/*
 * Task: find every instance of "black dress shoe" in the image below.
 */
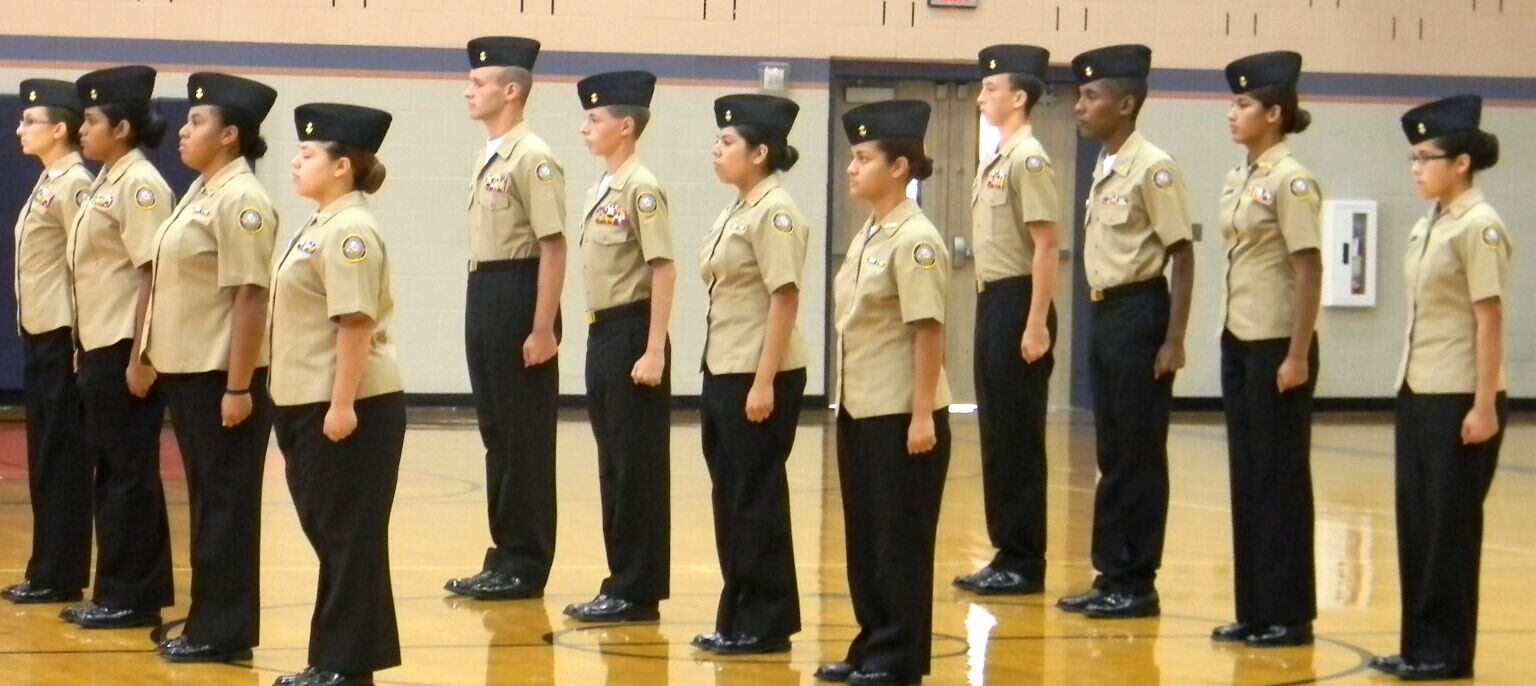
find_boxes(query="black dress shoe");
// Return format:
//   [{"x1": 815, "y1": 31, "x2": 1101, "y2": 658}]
[
  {"x1": 848, "y1": 669, "x2": 915, "y2": 685},
  {"x1": 158, "y1": 635, "x2": 253, "y2": 663},
  {"x1": 1083, "y1": 591, "x2": 1160, "y2": 619},
  {"x1": 443, "y1": 570, "x2": 494, "y2": 595},
  {"x1": 2, "y1": 581, "x2": 83, "y2": 605},
  {"x1": 691, "y1": 632, "x2": 726, "y2": 651},
  {"x1": 814, "y1": 662, "x2": 856, "y2": 683},
  {"x1": 1396, "y1": 660, "x2": 1472, "y2": 681},
  {"x1": 562, "y1": 595, "x2": 659, "y2": 622},
  {"x1": 450, "y1": 571, "x2": 542, "y2": 601},
  {"x1": 952, "y1": 567, "x2": 1043, "y2": 596},
  {"x1": 1055, "y1": 588, "x2": 1107, "y2": 613},
  {"x1": 714, "y1": 634, "x2": 791, "y2": 655},
  {"x1": 60, "y1": 603, "x2": 161, "y2": 629},
  {"x1": 273, "y1": 667, "x2": 374, "y2": 686},
  {"x1": 1369, "y1": 655, "x2": 1406, "y2": 675},
  {"x1": 1245, "y1": 623, "x2": 1313, "y2": 647},
  {"x1": 1211, "y1": 622, "x2": 1260, "y2": 642}
]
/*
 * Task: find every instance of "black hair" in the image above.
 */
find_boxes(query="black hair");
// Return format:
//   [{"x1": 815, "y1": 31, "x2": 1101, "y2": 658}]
[
  {"x1": 1434, "y1": 129, "x2": 1501, "y2": 174},
  {"x1": 1006, "y1": 73, "x2": 1046, "y2": 115},
  {"x1": 605, "y1": 104, "x2": 651, "y2": 138},
  {"x1": 1247, "y1": 84, "x2": 1312, "y2": 135},
  {"x1": 96, "y1": 100, "x2": 167, "y2": 149},
  {"x1": 874, "y1": 136, "x2": 933, "y2": 181},
  {"x1": 1101, "y1": 77, "x2": 1148, "y2": 117},
  {"x1": 42, "y1": 106, "x2": 83, "y2": 147},
  {"x1": 730, "y1": 123, "x2": 799, "y2": 173},
  {"x1": 208, "y1": 105, "x2": 269, "y2": 161},
  {"x1": 322, "y1": 142, "x2": 388, "y2": 194}
]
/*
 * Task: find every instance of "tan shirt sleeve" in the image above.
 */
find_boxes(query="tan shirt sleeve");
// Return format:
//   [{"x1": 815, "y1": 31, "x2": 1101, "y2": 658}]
[
  {"x1": 1011, "y1": 153, "x2": 1059, "y2": 226},
  {"x1": 322, "y1": 226, "x2": 386, "y2": 321},
  {"x1": 523, "y1": 156, "x2": 567, "y2": 240},
  {"x1": 1464, "y1": 221, "x2": 1511, "y2": 303},
  {"x1": 631, "y1": 184, "x2": 673, "y2": 262},
  {"x1": 895, "y1": 235, "x2": 949, "y2": 324},
  {"x1": 216, "y1": 189, "x2": 278, "y2": 288},
  {"x1": 1142, "y1": 162, "x2": 1193, "y2": 248},
  {"x1": 1275, "y1": 173, "x2": 1323, "y2": 253},
  {"x1": 52, "y1": 174, "x2": 90, "y2": 228},
  {"x1": 122, "y1": 174, "x2": 172, "y2": 268},
  {"x1": 750, "y1": 204, "x2": 807, "y2": 293}
]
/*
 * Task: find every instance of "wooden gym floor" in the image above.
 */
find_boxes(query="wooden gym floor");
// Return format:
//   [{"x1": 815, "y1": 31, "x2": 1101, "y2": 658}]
[{"x1": 0, "y1": 408, "x2": 1531, "y2": 685}]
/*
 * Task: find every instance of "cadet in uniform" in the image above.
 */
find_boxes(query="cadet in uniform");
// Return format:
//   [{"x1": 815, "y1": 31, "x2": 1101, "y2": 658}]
[
  {"x1": 271, "y1": 103, "x2": 404, "y2": 686},
  {"x1": 59, "y1": 65, "x2": 175, "y2": 630},
  {"x1": 815, "y1": 100, "x2": 952, "y2": 686},
  {"x1": 143, "y1": 72, "x2": 279, "y2": 663},
  {"x1": 953, "y1": 44, "x2": 1062, "y2": 597},
  {"x1": 1212, "y1": 51, "x2": 1323, "y2": 649},
  {"x1": 2, "y1": 79, "x2": 93, "y2": 606},
  {"x1": 1055, "y1": 45, "x2": 1193, "y2": 620},
  {"x1": 445, "y1": 36, "x2": 568, "y2": 602},
  {"x1": 691, "y1": 93, "x2": 807, "y2": 656},
  {"x1": 1370, "y1": 95, "x2": 1508, "y2": 682},
  {"x1": 566, "y1": 70, "x2": 675, "y2": 623}
]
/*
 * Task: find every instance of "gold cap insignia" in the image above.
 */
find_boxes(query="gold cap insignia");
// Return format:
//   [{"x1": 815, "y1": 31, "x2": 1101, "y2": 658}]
[
  {"x1": 195, "y1": 87, "x2": 204, "y2": 100},
  {"x1": 1084, "y1": 65, "x2": 1094, "y2": 78},
  {"x1": 305, "y1": 122, "x2": 314, "y2": 135},
  {"x1": 857, "y1": 124, "x2": 867, "y2": 138},
  {"x1": 479, "y1": 50, "x2": 488, "y2": 63},
  {"x1": 27, "y1": 90, "x2": 36, "y2": 102},
  {"x1": 988, "y1": 59, "x2": 997, "y2": 69},
  {"x1": 1417, "y1": 122, "x2": 1427, "y2": 135},
  {"x1": 89, "y1": 88, "x2": 98, "y2": 101},
  {"x1": 724, "y1": 110, "x2": 732, "y2": 122},
  {"x1": 1238, "y1": 75, "x2": 1248, "y2": 88},
  {"x1": 589, "y1": 92, "x2": 599, "y2": 104}
]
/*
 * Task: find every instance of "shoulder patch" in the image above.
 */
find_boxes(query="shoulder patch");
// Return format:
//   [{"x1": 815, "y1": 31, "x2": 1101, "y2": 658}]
[
  {"x1": 912, "y1": 241, "x2": 938, "y2": 269},
  {"x1": 1024, "y1": 155, "x2": 1047, "y2": 174},
  {"x1": 1289, "y1": 176, "x2": 1314, "y2": 198},
  {"x1": 771, "y1": 210, "x2": 795, "y2": 233},
  {"x1": 1152, "y1": 168, "x2": 1175, "y2": 190},
  {"x1": 134, "y1": 185, "x2": 158, "y2": 209},
  {"x1": 341, "y1": 234, "x2": 369, "y2": 263},
  {"x1": 1481, "y1": 224, "x2": 1505, "y2": 249},
  {"x1": 238, "y1": 208, "x2": 266, "y2": 234},
  {"x1": 535, "y1": 161, "x2": 556, "y2": 184},
  {"x1": 636, "y1": 192, "x2": 659, "y2": 216}
]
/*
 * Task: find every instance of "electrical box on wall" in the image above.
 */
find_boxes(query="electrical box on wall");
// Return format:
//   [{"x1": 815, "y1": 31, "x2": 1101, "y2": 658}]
[{"x1": 1321, "y1": 199, "x2": 1378, "y2": 307}]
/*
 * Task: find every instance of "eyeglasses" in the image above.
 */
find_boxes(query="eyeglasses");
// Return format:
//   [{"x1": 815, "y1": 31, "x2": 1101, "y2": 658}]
[
  {"x1": 1409, "y1": 154, "x2": 1454, "y2": 167},
  {"x1": 18, "y1": 116, "x2": 51, "y2": 127}
]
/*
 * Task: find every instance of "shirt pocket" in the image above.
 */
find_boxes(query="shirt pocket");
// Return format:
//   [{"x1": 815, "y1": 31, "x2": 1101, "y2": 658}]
[
  {"x1": 987, "y1": 188, "x2": 1010, "y2": 207},
  {"x1": 1097, "y1": 203, "x2": 1132, "y2": 228},
  {"x1": 586, "y1": 222, "x2": 635, "y2": 246}
]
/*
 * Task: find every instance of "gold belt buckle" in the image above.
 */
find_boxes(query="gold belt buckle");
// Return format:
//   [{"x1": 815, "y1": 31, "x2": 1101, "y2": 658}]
[
  {"x1": 585, "y1": 311, "x2": 597, "y2": 325},
  {"x1": 467, "y1": 258, "x2": 478, "y2": 272},
  {"x1": 1090, "y1": 288, "x2": 1105, "y2": 303}
]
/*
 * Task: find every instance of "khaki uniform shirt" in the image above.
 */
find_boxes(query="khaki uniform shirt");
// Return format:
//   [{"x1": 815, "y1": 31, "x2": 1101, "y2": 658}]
[
  {"x1": 469, "y1": 123, "x2": 566, "y2": 267},
  {"x1": 579, "y1": 156, "x2": 673, "y2": 312},
  {"x1": 971, "y1": 125, "x2": 1059, "y2": 288},
  {"x1": 68, "y1": 148, "x2": 173, "y2": 351},
  {"x1": 143, "y1": 157, "x2": 277, "y2": 373},
  {"x1": 267, "y1": 191, "x2": 402, "y2": 406},
  {"x1": 1082, "y1": 131, "x2": 1193, "y2": 291},
  {"x1": 1218, "y1": 143, "x2": 1322, "y2": 341},
  {"x1": 834, "y1": 199, "x2": 953, "y2": 419},
  {"x1": 1396, "y1": 188, "x2": 1511, "y2": 394},
  {"x1": 14, "y1": 152, "x2": 91, "y2": 335},
  {"x1": 699, "y1": 175, "x2": 809, "y2": 375}
]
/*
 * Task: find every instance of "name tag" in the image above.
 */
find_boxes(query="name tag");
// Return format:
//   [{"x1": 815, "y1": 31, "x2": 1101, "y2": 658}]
[
  {"x1": 729, "y1": 222, "x2": 747, "y2": 234},
  {"x1": 297, "y1": 239, "x2": 319, "y2": 255},
  {"x1": 192, "y1": 206, "x2": 212, "y2": 216}
]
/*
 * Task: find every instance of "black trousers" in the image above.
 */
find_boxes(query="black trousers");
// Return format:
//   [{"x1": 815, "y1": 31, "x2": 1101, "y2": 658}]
[
  {"x1": 160, "y1": 369, "x2": 273, "y2": 649},
  {"x1": 465, "y1": 263, "x2": 560, "y2": 586},
  {"x1": 20, "y1": 327, "x2": 91, "y2": 590},
  {"x1": 973, "y1": 277, "x2": 1056, "y2": 578},
  {"x1": 837, "y1": 410, "x2": 951, "y2": 679},
  {"x1": 1220, "y1": 331, "x2": 1319, "y2": 625},
  {"x1": 275, "y1": 393, "x2": 405, "y2": 674},
  {"x1": 1394, "y1": 387, "x2": 1505, "y2": 668},
  {"x1": 700, "y1": 368, "x2": 805, "y2": 638},
  {"x1": 77, "y1": 339, "x2": 173, "y2": 610},
  {"x1": 584, "y1": 307, "x2": 670, "y2": 603},
  {"x1": 1086, "y1": 288, "x2": 1172, "y2": 594}
]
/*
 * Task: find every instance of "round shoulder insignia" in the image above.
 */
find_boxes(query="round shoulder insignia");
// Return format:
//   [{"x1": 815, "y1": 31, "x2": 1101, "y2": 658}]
[
  {"x1": 1481, "y1": 225, "x2": 1504, "y2": 248},
  {"x1": 771, "y1": 210, "x2": 795, "y2": 233},
  {"x1": 1024, "y1": 155, "x2": 1047, "y2": 174},
  {"x1": 535, "y1": 161, "x2": 556, "y2": 183},
  {"x1": 1152, "y1": 168, "x2": 1175, "y2": 190},
  {"x1": 75, "y1": 189, "x2": 91, "y2": 206},
  {"x1": 1289, "y1": 176, "x2": 1313, "y2": 197},
  {"x1": 134, "y1": 185, "x2": 158, "y2": 209},
  {"x1": 341, "y1": 234, "x2": 368, "y2": 263},
  {"x1": 912, "y1": 241, "x2": 938, "y2": 269},
  {"x1": 239, "y1": 208, "x2": 266, "y2": 234},
  {"x1": 636, "y1": 192, "x2": 659, "y2": 216}
]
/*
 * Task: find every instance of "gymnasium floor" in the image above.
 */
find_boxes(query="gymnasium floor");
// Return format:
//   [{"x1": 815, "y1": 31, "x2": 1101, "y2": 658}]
[{"x1": 0, "y1": 408, "x2": 1531, "y2": 685}]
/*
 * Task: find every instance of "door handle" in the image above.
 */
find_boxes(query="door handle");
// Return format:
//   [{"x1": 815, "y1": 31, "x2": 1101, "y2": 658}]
[{"x1": 953, "y1": 236, "x2": 973, "y2": 268}]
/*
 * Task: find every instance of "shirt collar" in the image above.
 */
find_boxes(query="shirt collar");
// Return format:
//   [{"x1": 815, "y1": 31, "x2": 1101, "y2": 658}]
[
  {"x1": 104, "y1": 148, "x2": 147, "y2": 185},
  {"x1": 201, "y1": 157, "x2": 252, "y2": 194},
  {"x1": 45, "y1": 151, "x2": 85, "y2": 178},
  {"x1": 868, "y1": 198, "x2": 922, "y2": 237},
  {"x1": 314, "y1": 191, "x2": 369, "y2": 226},
  {"x1": 1250, "y1": 142, "x2": 1292, "y2": 172},
  {"x1": 1105, "y1": 130, "x2": 1148, "y2": 178},
  {"x1": 607, "y1": 155, "x2": 642, "y2": 191},
  {"x1": 1438, "y1": 187, "x2": 1486, "y2": 221},
  {"x1": 741, "y1": 174, "x2": 782, "y2": 208},
  {"x1": 998, "y1": 125, "x2": 1035, "y2": 158},
  {"x1": 492, "y1": 122, "x2": 531, "y2": 160}
]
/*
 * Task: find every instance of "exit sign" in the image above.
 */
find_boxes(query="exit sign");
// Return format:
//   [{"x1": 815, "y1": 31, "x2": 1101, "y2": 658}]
[{"x1": 929, "y1": 0, "x2": 980, "y2": 7}]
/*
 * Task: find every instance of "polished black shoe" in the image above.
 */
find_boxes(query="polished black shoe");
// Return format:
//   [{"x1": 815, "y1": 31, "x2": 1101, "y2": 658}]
[
  {"x1": 1211, "y1": 622, "x2": 1260, "y2": 642},
  {"x1": 691, "y1": 632, "x2": 726, "y2": 651},
  {"x1": 1246, "y1": 623, "x2": 1313, "y2": 647},
  {"x1": 2, "y1": 581, "x2": 83, "y2": 605},
  {"x1": 273, "y1": 667, "x2": 374, "y2": 686},
  {"x1": 813, "y1": 662, "x2": 856, "y2": 683},
  {"x1": 1083, "y1": 591, "x2": 1160, "y2": 619},
  {"x1": 443, "y1": 570, "x2": 494, "y2": 595},
  {"x1": 952, "y1": 567, "x2": 1043, "y2": 596},
  {"x1": 60, "y1": 603, "x2": 161, "y2": 629},
  {"x1": 562, "y1": 594, "x2": 659, "y2": 623},
  {"x1": 713, "y1": 634, "x2": 791, "y2": 655},
  {"x1": 848, "y1": 669, "x2": 915, "y2": 685},
  {"x1": 448, "y1": 570, "x2": 542, "y2": 601},
  {"x1": 1396, "y1": 661, "x2": 1472, "y2": 681},
  {"x1": 1055, "y1": 588, "x2": 1107, "y2": 613},
  {"x1": 1369, "y1": 655, "x2": 1407, "y2": 675},
  {"x1": 157, "y1": 635, "x2": 253, "y2": 663}
]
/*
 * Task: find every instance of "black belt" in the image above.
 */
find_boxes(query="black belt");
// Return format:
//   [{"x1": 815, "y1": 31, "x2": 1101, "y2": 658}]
[
  {"x1": 978, "y1": 275, "x2": 1030, "y2": 295},
  {"x1": 587, "y1": 300, "x2": 650, "y2": 327},
  {"x1": 1089, "y1": 276, "x2": 1167, "y2": 304},
  {"x1": 468, "y1": 258, "x2": 538, "y2": 273}
]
